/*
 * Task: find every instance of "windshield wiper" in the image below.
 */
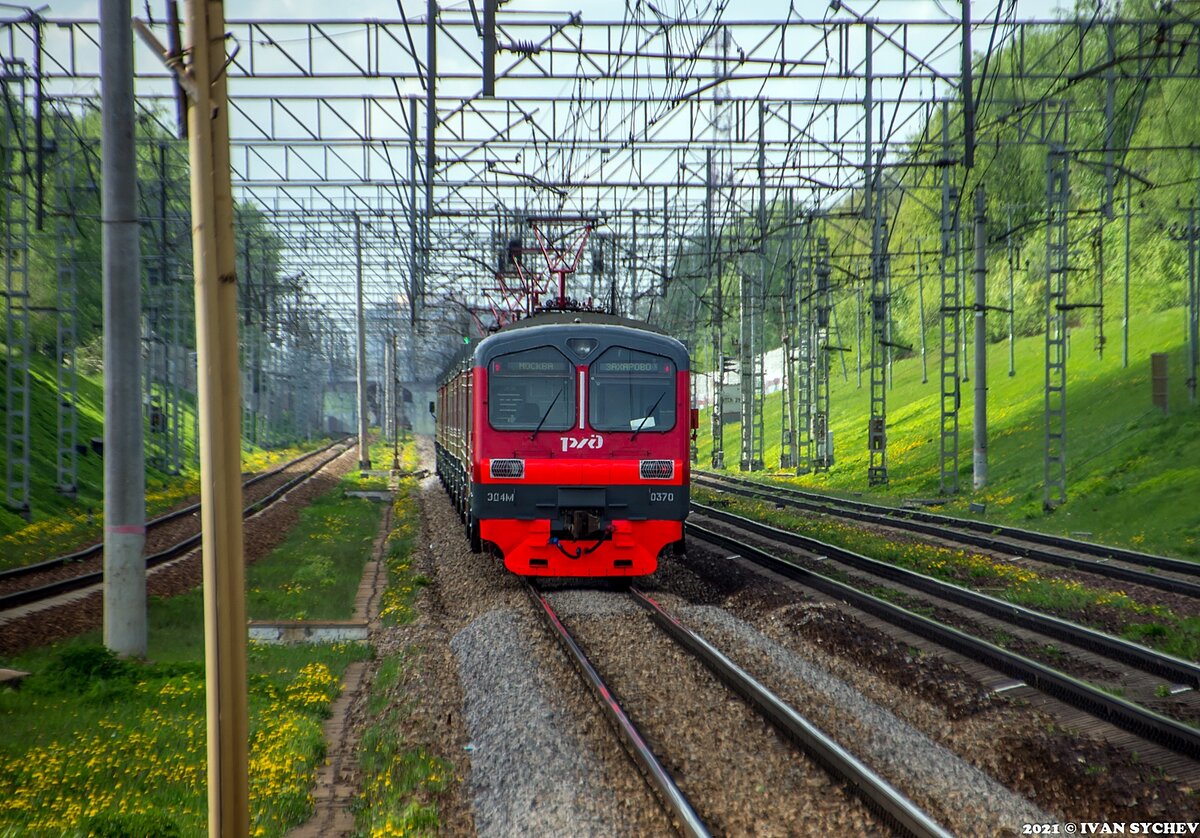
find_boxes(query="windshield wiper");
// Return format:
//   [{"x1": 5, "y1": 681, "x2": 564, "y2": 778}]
[
  {"x1": 529, "y1": 389, "x2": 562, "y2": 441},
  {"x1": 631, "y1": 390, "x2": 667, "y2": 441}
]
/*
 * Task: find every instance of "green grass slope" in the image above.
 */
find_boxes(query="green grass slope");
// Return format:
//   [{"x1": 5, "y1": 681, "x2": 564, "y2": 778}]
[
  {"x1": 0, "y1": 352, "x2": 113, "y2": 535},
  {"x1": 0, "y1": 349, "x2": 326, "y2": 564},
  {"x1": 698, "y1": 307, "x2": 1200, "y2": 559}
]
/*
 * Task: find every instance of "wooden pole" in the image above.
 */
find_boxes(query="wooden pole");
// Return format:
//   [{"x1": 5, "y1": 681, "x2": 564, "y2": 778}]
[{"x1": 185, "y1": 1, "x2": 248, "y2": 834}]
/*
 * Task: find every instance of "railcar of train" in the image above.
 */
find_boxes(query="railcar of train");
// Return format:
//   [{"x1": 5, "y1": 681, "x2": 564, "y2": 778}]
[{"x1": 435, "y1": 312, "x2": 694, "y2": 577}]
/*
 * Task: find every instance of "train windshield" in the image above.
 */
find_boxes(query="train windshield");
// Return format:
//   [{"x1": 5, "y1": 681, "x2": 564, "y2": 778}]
[
  {"x1": 488, "y1": 346, "x2": 576, "y2": 432},
  {"x1": 588, "y1": 346, "x2": 676, "y2": 433}
]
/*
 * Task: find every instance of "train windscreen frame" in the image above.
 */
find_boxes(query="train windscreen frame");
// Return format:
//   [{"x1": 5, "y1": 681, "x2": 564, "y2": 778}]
[
  {"x1": 588, "y1": 345, "x2": 676, "y2": 433},
  {"x1": 488, "y1": 346, "x2": 576, "y2": 432}
]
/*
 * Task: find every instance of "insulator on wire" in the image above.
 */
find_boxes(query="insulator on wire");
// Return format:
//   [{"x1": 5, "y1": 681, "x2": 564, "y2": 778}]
[{"x1": 508, "y1": 40, "x2": 540, "y2": 56}]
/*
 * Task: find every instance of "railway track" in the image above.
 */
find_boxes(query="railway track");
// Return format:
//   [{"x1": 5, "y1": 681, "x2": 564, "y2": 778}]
[
  {"x1": 0, "y1": 438, "x2": 353, "y2": 614},
  {"x1": 693, "y1": 471, "x2": 1200, "y2": 599},
  {"x1": 526, "y1": 580, "x2": 953, "y2": 838},
  {"x1": 682, "y1": 510, "x2": 1200, "y2": 769}
]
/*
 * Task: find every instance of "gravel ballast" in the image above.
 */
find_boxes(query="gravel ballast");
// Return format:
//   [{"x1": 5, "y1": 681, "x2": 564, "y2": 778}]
[
  {"x1": 417, "y1": 462, "x2": 670, "y2": 837},
  {"x1": 452, "y1": 607, "x2": 664, "y2": 836},
  {"x1": 679, "y1": 603, "x2": 1052, "y2": 834},
  {"x1": 547, "y1": 589, "x2": 891, "y2": 837},
  {"x1": 389, "y1": 442, "x2": 1198, "y2": 834},
  {"x1": 649, "y1": 539, "x2": 1200, "y2": 825}
]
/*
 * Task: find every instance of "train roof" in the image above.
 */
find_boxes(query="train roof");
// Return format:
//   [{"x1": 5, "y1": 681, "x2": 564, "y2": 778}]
[
  {"x1": 436, "y1": 312, "x2": 688, "y2": 385},
  {"x1": 476, "y1": 313, "x2": 686, "y2": 366},
  {"x1": 493, "y1": 311, "x2": 669, "y2": 335}
]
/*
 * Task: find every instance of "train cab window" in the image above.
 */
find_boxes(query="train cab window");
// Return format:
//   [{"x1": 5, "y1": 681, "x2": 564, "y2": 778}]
[
  {"x1": 488, "y1": 346, "x2": 576, "y2": 431},
  {"x1": 588, "y1": 346, "x2": 676, "y2": 433}
]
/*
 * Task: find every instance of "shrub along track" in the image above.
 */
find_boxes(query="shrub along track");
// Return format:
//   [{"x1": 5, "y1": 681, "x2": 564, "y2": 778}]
[{"x1": 0, "y1": 443, "x2": 362, "y2": 655}]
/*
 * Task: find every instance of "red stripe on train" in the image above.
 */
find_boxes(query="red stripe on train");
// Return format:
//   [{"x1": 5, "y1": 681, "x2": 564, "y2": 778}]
[{"x1": 480, "y1": 458, "x2": 683, "y2": 485}]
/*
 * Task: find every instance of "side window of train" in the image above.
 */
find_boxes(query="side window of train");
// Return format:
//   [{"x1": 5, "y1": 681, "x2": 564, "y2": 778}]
[
  {"x1": 488, "y1": 346, "x2": 576, "y2": 431},
  {"x1": 588, "y1": 346, "x2": 676, "y2": 432}
]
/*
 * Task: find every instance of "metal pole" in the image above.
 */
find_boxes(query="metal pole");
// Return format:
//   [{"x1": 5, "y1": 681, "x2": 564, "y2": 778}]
[
  {"x1": 708, "y1": 148, "x2": 723, "y2": 469},
  {"x1": 855, "y1": 284, "x2": 863, "y2": 388},
  {"x1": 355, "y1": 214, "x2": 371, "y2": 469},
  {"x1": 863, "y1": 25, "x2": 873, "y2": 221},
  {"x1": 961, "y1": 0, "x2": 974, "y2": 169},
  {"x1": 917, "y1": 240, "x2": 927, "y2": 384},
  {"x1": 424, "y1": 0, "x2": 436, "y2": 319},
  {"x1": 1123, "y1": 176, "x2": 1131, "y2": 368},
  {"x1": 960, "y1": 220, "x2": 969, "y2": 382},
  {"x1": 100, "y1": 0, "x2": 146, "y2": 658},
  {"x1": 1007, "y1": 210, "x2": 1016, "y2": 377},
  {"x1": 185, "y1": 0, "x2": 249, "y2": 833},
  {"x1": 1095, "y1": 225, "x2": 1105, "y2": 360},
  {"x1": 482, "y1": 0, "x2": 496, "y2": 96},
  {"x1": 408, "y1": 97, "x2": 419, "y2": 326},
  {"x1": 391, "y1": 333, "x2": 401, "y2": 469},
  {"x1": 32, "y1": 14, "x2": 44, "y2": 230},
  {"x1": 631, "y1": 211, "x2": 639, "y2": 313},
  {"x1": 381, "y1": 330, "x2": 392, "y2": 444},
  {"x1": 1185, "y1": 204, "x2": 1195, "y2": 403},
  {"x1": 973, "y1": 186, "x2": 988, "y2": 490}
]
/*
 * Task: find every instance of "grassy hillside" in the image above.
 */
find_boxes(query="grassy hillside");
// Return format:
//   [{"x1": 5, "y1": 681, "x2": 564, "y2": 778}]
[
  {"x1": 0, "y1": 352, "x2": 127, "y2": 535},
  {"x1": 0, "y1": 350, "x2": 329, "y2": 566},
  {"x1": 698, "y1": 307, "x2": 1200, "y2": 559}
]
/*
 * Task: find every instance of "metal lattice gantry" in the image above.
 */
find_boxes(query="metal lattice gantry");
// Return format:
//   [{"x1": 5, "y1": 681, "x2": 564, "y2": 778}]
[
  {"x1": 0, "y1": 1, "x2": 1198, "y2": 491},
  {"x1": 3, "y1": 54, "x2": 31, "y2": 515}
]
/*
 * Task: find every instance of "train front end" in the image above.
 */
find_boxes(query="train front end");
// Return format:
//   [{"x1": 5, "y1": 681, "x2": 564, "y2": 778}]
[{"x1": 471, "y1": 317, "x2": 692, "y2": 577}]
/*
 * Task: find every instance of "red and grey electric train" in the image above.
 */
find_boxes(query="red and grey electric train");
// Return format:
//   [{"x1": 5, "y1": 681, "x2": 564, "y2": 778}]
[{"x1": 435, "y1": 312, "x2": 694, "y2": 577}]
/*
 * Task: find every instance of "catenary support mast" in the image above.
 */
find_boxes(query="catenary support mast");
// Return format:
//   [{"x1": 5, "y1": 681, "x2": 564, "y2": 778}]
[{"x1": 100, "y1": 0, "x2": 146, "y2": 658}]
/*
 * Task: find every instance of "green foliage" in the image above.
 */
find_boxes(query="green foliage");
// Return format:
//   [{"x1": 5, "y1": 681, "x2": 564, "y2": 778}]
[
  {"x1": 697, "y1": 486, "x2": 1200, "y2": 661},
  {"x1": 378, "y1": 472, "x2": 425, "y2": 626},
  {"x1": 31, "y1": 645, "x2": 137, "y2": 705},
  {"x1": 0, "y1": 341, "x2": 337, "y2": 559},
  {"x1": 81, "y1": 811, "x2": 184, "y2": 838},
  {"x1": 697, "y1": 307, "x2": 1200, "y2": 560},
  {"x1": 660, "y1": 1, "x2": 1200, "y2": 379},
  {"x1": 357, "y1": 458, "x2": 455, "y2": 837},
  {"x1": 0, "y1": 585, "x2": 368, "y2": 837},
  {"x1": 246, "y1": 490, "x2": 382, "y2": 622}
]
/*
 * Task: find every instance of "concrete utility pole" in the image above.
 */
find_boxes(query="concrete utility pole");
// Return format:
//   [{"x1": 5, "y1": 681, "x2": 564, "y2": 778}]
[
  {"x1": 184, "y1": 0, "x2": 249, "y2": 832},
  {"x1": 973, "y1": 186, "x2": 988, "y2": 490},
  {"x1": 355, "y1": 214, "x2": 371, "y2": 469},
  {"x1": 100, "y1": 0, "x2": 146, "y2": 658}
]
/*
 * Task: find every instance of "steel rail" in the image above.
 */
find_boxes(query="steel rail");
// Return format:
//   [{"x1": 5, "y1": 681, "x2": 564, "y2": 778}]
[
  {"x1": 696, "y1": 470, "x2": 1197, "y2": 573},
  {"x1": 0, "y1": 436, "x2": 349, "y2": 584},
  {"x1": 0, "y1": 443, "x2": 353, "y2": 612},
  {"x1": 693, "y1": 501, "x2": 1200, "y2": 688},
  {"x1": 685, "y1": 522, "x2": 1200, "y2": 762},
  {"x1": 524, "y1": 582, "x2": 711, "y2": 838},
  {"x1": 694, "y1": 473, "x2": 1200, "y2": 597},
  {"x1": 629, "y1": 587, "x2": 954, "y2": 838}
]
